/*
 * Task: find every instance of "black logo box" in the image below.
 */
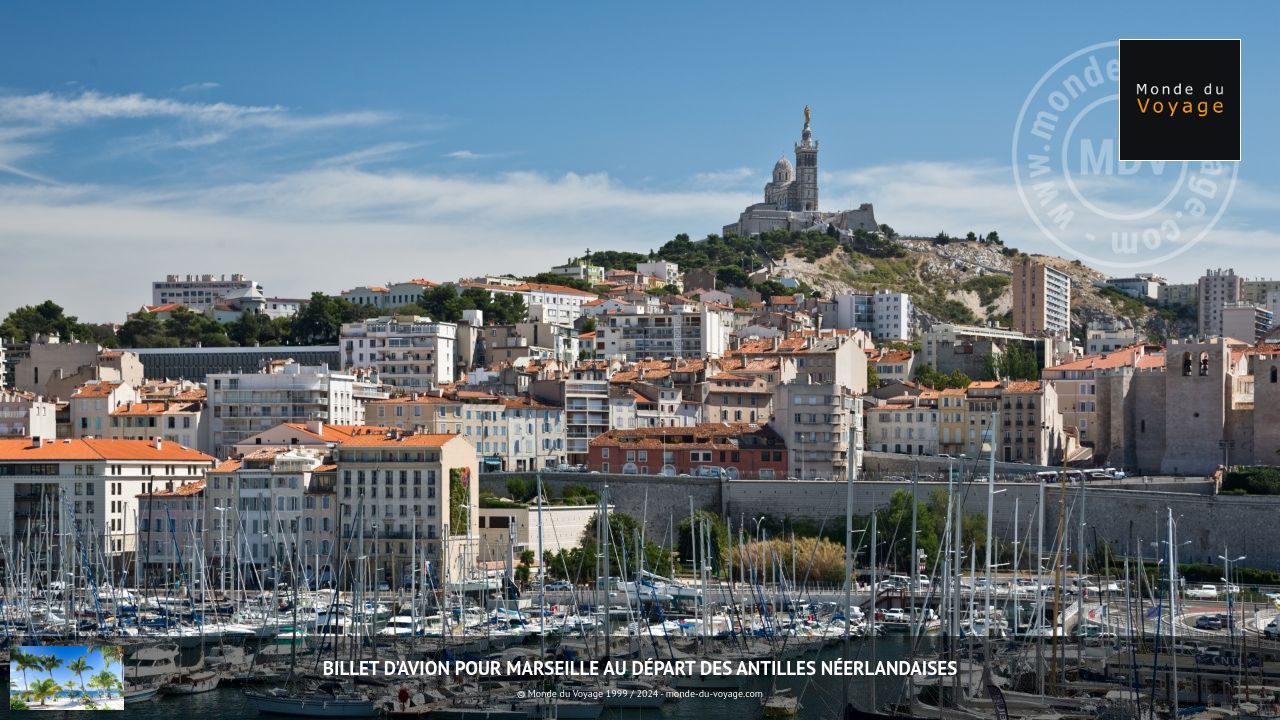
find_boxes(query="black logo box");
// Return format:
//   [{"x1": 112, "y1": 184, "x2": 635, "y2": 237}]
[{"x1": 1119, "y1": 39, "x2": 1240, "y2": 162}]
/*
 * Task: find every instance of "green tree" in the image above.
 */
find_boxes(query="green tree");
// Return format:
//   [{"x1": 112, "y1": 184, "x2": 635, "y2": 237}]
[
  {"x1": 13, "y1": 649, "x2": 40, "y2": 696},
  {"x1": 0, "y1": 300, "x2": 97, "y2": 343},
  {"x1": 448, "y1": 468, "x2": 472, "y2": 534},
  {"x1": 40, "y1": 654, "x2": 63, "y2": 682},
  {"x1": 505, "y1": 476, "x2": 536, "y2": 502},
  {"x1": 117, "y1": 312, "x2": 166, "y2": 347},
  {"x1": 867, "y1": 363, "x2": 880, "y2": 389},
  {"x1": 678, "y1": 510, "x2": 730, "y2": 576},
  {"x1": 419, "y1": 285, "x2": 466, "y2": 323},
  {"x1": 28, "y1": 678, "x2": 61, "y2": 707},
  {"x1": 875, "y1": 490, "x2": 941, "y2": 573},
  {"x1": 981, "y1": 344, "x2": 1040, "y2": 381},
  {"x1": 67, "y1": 656, "x2": 93, "y2": 698},
  {"x1": 290, "y1": 292, "x2": 348, "y2": 344},
  {"x1": 89, "y1": 670, "x2": 119, "y2": 699}
]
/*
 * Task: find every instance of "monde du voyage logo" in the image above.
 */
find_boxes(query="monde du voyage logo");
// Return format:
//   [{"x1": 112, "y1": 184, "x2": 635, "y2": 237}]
[{"x1": 1013, "y1": 40, "x2": 1240, "y2": 269}]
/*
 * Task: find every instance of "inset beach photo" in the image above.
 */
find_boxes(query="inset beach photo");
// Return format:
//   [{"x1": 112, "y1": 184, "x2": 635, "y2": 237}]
[{"x1": 10, "y1": 646, "x2": 124, "y2": 711}]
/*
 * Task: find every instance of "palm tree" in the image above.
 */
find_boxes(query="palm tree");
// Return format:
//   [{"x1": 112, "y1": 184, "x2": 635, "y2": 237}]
[
  {"x1": 41, "y1": 653, "x2": 63, "y2": 682},
  {"x1": 28, "y1": 678, "x2": 61, "y2": 707},
  {"x1": 67, "y1": 656, "x2": 93, "y2": 697},
  {"x1": 100, "y1": 645, "x2": 124, "y2": 669},
  {"x1": 14, "y1": 649, "x2": 41, "y2": 694},
  {"x1": 90, "y1": 670, "x2": 119, "y2": 700}
]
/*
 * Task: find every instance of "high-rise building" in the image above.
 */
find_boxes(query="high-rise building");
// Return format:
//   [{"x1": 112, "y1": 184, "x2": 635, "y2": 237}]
[
  {"x1": 1012, "y1": 257, "x2": 1071, "y2": 336},
  {"x1": 208, "y1": 362, "x2": 363, "y2": 458},
  {"x1": 1197, "y1": 268, "x2": 1244, "y2": 337},
  {"x1": 340, "y1": 315, "x2": 458, "y2": 389}
]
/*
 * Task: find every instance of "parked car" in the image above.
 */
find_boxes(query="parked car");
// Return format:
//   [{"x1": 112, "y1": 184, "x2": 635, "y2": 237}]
[
  {"x1": 1195, "y1": 615, "x2": 1224, "y2": 630},
  {"x1": 881, "y1": 608, "x2": 907, "y2": 622},
  {"x1": 544, "y1": 580, "x2": 573, "y2": 591},
  {"x1": 1264, "y1": 618, "x2": 1279, "y2": 639}
]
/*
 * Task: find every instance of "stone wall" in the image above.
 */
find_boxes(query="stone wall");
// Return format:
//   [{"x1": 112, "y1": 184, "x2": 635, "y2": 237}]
[{"x1": 482, "y1": 471, "x2": 1274, "y2": 569}]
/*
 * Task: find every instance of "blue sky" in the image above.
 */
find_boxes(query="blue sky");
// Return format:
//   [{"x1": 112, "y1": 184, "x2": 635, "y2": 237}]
[
  {"x1": 12, "y1": 646, "x2": 120, "y2": 693},
  {"x1": 0, "y1": 2, "x2": 1277, "y2": 321}
]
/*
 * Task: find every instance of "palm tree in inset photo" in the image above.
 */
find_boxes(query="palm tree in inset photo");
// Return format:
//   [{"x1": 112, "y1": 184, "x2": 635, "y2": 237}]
[
  {"x1": 41, "y1": 653, "x2": 64, "y2": 683},
  {"x1": 14, "y1": 649, "x2": 42, "y2": 694},
  {"x1": 90, "y1": 670, "x2": 120, "y2": 700},
  {"x1": 67, "y1": 655, "x2": 94, "y2": 698},
  {"x1": 100, "y1": 645, "x2": 124, "y2": 670},
  {"x1": 28, "y1": 678, "x2": 62, "y2": 707}
]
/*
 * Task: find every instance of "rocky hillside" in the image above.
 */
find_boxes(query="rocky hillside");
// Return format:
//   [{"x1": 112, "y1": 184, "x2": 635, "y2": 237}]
[{"x1": 770, "y1": 235, "x2": 1194, "y2": 342}]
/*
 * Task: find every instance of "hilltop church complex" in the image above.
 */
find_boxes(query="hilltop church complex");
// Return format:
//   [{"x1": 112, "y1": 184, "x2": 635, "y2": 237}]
[{"x1": 723, "y1": 106, "x2": 880, "y2": 238}]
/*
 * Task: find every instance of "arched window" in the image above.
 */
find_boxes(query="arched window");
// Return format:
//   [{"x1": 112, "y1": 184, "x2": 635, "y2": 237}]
[
  {"x1": 1182, "y1": 352, "x2": 1192, "y2": 376},
  {"x1": 1271, "y1": 366, "x2": 1277, "y2": 384},
  {"x1": 1199, "y1": 351, "x2": 1210, "y2": 376}
]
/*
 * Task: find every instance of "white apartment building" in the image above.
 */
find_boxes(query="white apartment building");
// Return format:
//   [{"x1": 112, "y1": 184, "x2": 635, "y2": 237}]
[
  {"x1": 0, "y1": 389, "x2": 56, "y2": 439},
  {"x1": 340, "y1": 315, "x2": 457, "y2": 389},
  {"x1": 0, "y1": 437, "x2": 215, "y2": 572},
  {"x1": 871, "y1": 290, "x2": 913, "y2": 341},
  {"x1": 366, "y1": 393, "x2": 567, "y2": 472},
  {"x1": 635, "y1": 261, "x2": 681, "y2": 287},
  {"x1": 339, "y1": 279, "x2": 438, "y2": 309},
  {"x1": 208, "y1": 362, "x2": 362, "y2": 458},
  {"x1": 867, "y1": 397, "x2": 940, "y2": 456},
  {"x1": 596, "y1": 303, "x2": 730, "y2": 361},
  {"x1": 530, "y1": 365, "x2": 611, "y2": 464},
  {"x1": 152, "y1": 274, "x2": 259, "y2": 311},
  {"x1": 1086, "y1": 322, "x2": 1138, "y2": 355}
]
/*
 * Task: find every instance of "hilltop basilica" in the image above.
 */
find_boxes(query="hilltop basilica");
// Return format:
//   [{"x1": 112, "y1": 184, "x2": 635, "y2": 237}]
[{"x1": 723, "y1": 106, "x2": 880, "y2": 238}]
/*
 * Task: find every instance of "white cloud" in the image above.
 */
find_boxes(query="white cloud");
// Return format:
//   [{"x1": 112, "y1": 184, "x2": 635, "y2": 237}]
[
  {"x1": 319, "y1": 142, "x2": 424, "y2": 167},
  {"x1": 179, "y1": 82, "x2": 221, "y2": 92},
  {"x1": 0, "y1": 90, "x2": 393, "y2": 133},
  {"x1": 688, "y1": 167, "x2": 758, "y2": 190},
  {"x1": 442, "y1": 149, "x2": 515, "y2": 160}
]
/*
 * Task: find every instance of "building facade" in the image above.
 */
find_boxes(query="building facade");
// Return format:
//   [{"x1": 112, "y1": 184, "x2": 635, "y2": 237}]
[
  {"x1": 1012, "y1": 257, "x2": 1071, "y2": 336},
  {"x1": 340, "y1": 315, "x2": 458, "y2": 389},
  {"x1": 152, "y1": 274, "x2": 258, "y2": 311},
  {"x1": 208, "y1": 362, "x2": 364, "y2": 458}
]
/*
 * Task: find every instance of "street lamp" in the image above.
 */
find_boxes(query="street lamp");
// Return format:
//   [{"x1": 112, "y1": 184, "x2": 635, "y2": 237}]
[{"x1": 1217, "y1": 552, "x2": 1246, "y2": 646}]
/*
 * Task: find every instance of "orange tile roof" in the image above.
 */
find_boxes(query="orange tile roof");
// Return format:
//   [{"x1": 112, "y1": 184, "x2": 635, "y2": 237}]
[
  {"x1": 280, "y1": 423, "x2": 397, "y2": 442},
  {"x1": 209, "y1": 458, "x2": 243, "y2": 473},
  {"x1": 142, "y1": 303, "x2": 183, "y2": 313},
  {"x1": 0, "y1": 438, "x2": 213, "y2": 462},
  {"x1": 337, "y1": 432, "x2": 458, "y2": 448},
  {"x1": 313, "y1": 463, "x2": 338, "y2": 473},
  {"x1": 139, "y1": 479, "x2": 206, "y2": 498},
  {"x1": 1045, "y1": 344, "x2": 1165, "y2": 373},
  {"x1": 1004, "y1": 380, "x2": 1043, "y2": 393},
  {"x1": 72, "y1": 382, "x2": 122, "y2": 399},
  {"x1": 111, "y1": 401, "x2": 200, "y2": 416},
  {"x1": 875, "y1": 350, "x2": 913, "y2": 364}
]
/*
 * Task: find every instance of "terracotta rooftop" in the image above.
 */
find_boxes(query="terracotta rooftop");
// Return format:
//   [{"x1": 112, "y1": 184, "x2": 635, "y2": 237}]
[
  {"x1": 138, "y1": 479, "x2": 207, "y2": 498},
  {"x1": 337, "y1": 432, "x2": 458, "y2": 448},
  {"x1": 0, "y1": 438, "x2": 213, "y2": 462},
  {"x1": 72, "y1": 382, "x2": 122, "y2": 399}
]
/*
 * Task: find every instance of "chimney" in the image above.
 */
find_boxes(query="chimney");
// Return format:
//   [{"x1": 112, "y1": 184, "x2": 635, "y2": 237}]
[
  {"x1": 772, "y1": 336, "x2": 780, "y2": 352},
  {"x1": 152, "y1": 437, "x2": 163, "y2": 451},
  {"x1": 32, "y1": 436, "x2": 44, "y2": 448},
  {"x1": 307, "y1": 419, "x2": 325, "y2": 436}
]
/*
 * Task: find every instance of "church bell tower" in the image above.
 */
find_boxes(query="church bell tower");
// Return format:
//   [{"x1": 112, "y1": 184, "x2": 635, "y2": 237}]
[{"x1": 793, "y1": 105, "x2": 819, "y2": 212}]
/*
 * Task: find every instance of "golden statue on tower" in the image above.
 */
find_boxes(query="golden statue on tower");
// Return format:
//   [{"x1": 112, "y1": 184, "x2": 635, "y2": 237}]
[{"x1": 804, "y1": 105, "x2": 811, "y2": 125}]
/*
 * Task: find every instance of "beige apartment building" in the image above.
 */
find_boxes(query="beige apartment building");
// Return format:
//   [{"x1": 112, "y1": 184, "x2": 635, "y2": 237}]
[{"x1": 1012, "y1": 257, "x2": 1071, "y2": 337}]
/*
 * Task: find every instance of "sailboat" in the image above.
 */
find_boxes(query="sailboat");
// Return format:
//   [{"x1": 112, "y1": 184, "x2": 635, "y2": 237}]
[{"x1": 245, "y1": 684, "x2": 379, "y2": 718}]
